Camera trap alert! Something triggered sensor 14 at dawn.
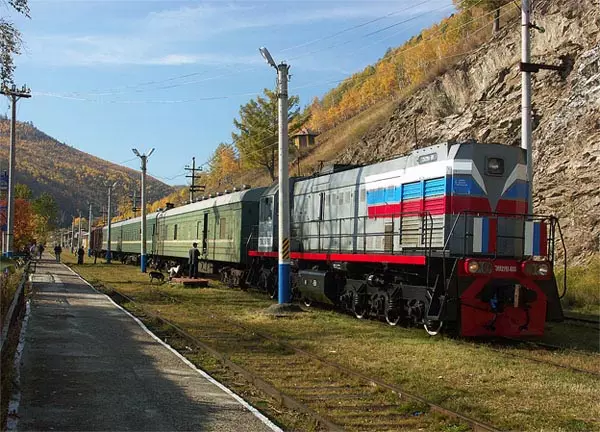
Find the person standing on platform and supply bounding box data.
[188,242,200,279]
[77,246,85,264]
[37,244,44,259]
[54,244,62,263]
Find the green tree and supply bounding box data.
[232,88,300,181]
[31,192,58,234]
[14,183,32,200]
[453,0,510,34]
[1,0,30,85]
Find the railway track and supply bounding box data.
[99,283,502,432]
[485,338,600,378]
[563,313,600,329]
[165,274,600,380]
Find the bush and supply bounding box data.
[557,255,600,315]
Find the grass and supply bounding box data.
[0,267,25,432]
[557,255,600,316]
[63,255,600,432]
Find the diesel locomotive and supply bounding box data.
[99,140,566,338]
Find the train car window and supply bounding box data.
[360,189,366,202]
[345,191,350,203]
[220,218,227,239]
[486,157,504,176]
[174,224,178,240]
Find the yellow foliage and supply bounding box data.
[307,5,504,133]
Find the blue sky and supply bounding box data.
[8,0,455,186]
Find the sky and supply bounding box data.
[7,0,455,186]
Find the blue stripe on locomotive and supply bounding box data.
[502,180,528,200]
[366,177,449,205]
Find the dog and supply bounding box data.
[168,264,181,281]
[149,271,165,284]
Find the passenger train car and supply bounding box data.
[99,140,565,338]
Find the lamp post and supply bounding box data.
[88,203,92,256]
[259,47,291,305]
[106,181,118,263]
[77,209,82,249]
[132,148,155,273]
[521,0,533,214]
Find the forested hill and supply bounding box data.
[0,119,176,225]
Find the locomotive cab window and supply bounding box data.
[485,157,504,176]
[262,197,273,221]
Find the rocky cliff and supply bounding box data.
[337,0,599,261]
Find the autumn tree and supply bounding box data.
[207,143,239,188]
[232,88,300,181]
[1,0,30,85]
[0,198,35,251]
[453,0,510,34]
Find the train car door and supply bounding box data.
[384,221,394,253]
[202,212,209,254]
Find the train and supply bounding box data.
[92,140,565,338]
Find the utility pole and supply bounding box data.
[131,189,139,217]
[71,215,75,253]
[88,203,92,256]
[185,157,204,202]
[0,84,31,257]
[521,0,533,214]
[519,0,563,215]
[106,181,118,263]
[77,209,82,249]
[260,47,291,305]
[133,148,154,273]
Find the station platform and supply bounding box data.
[9,257,279,431]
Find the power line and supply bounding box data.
[35,2,451,100]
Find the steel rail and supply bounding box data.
[106,284,502,432]
[480,340,600,378]
[563,313,600,327]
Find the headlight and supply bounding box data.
[466,260,493,274]
[486,157,504,175]
[468,261,480,273]
[522,261,551,276]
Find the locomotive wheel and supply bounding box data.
[424,320,444,336]
[353,293,368,320]
[385,308,401,326]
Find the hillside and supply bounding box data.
[331,0,599,261]
[0,120,176,225]
[182,0,598,262]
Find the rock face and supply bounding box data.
[338,0,599,262]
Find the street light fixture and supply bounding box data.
[258,46,291,305]
[259,47,277,69]
[132,148,155,273]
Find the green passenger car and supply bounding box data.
[102,187,266,269]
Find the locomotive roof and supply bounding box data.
[107,187,266,228]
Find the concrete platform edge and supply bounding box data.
[63,265,282,432]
